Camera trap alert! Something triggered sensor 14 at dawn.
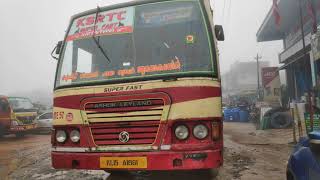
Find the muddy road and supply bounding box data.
[0,123,293,180]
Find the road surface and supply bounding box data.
[0,122,293,180]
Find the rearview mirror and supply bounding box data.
[51,41,63,60]
[215,25,225,41]
[56,41,63,55]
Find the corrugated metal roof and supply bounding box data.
[257,0,303,42]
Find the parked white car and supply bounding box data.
[35,112,53,132]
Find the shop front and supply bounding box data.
[257,0,319,103]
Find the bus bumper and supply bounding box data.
[52,149,223,171]
[10,123,37,132]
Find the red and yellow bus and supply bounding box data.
[52,0,224,171]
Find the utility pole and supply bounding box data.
[298,0,307,64]
[255,54,262,101]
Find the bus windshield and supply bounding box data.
[56,1,214,87]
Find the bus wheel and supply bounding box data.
[286,170,295,180]
[15,132,25,138]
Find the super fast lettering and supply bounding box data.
[104,85,143,93]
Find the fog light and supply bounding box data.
[56,130,67,143]
[70,130,80,143]
[175,125,189,140]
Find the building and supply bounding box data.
[256,0,320,101]
[222,61,269,96]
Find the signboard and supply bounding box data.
[67,7,135,41]
[139,6,193,26]
[261,67,278,88]
[262,67,281,103]
[304,113,320,133]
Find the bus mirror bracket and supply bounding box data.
[51,41,63,60]
[214,25,225,41]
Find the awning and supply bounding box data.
[278,52,309,70]
[257,0,305,42]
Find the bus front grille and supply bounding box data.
[90,120,160,146]
[83,96,168,146]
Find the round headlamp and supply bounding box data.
[56,130,67,143]
[70,130,80,143]
[174,125,189,140]
[193,124,209,139]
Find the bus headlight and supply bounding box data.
[193,124,208,139]
[175,125,189,140]
[70,130,80,143]
[56,130,67,143]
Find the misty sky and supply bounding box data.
[0,0,283,95]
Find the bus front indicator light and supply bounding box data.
[56,130,67,143]
[174,125,189,140]
[212,122,221,140]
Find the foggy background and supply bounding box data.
[0,0,283,105]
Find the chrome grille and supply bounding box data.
[90,120,159,146]
[85,99,164,123]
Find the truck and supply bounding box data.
[0,96,38,137]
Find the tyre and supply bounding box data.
[270,112,292,129]
[286,170,295,180]
[263,107,286,117]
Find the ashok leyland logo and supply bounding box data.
[119,131,130,143]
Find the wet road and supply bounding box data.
[0,123,293,180]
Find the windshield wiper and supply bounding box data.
[92,6,111,63]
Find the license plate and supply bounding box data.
[25,125,34,129]
[100,157,147,169]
